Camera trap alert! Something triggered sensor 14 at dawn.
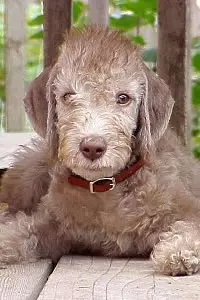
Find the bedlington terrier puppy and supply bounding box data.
[1,27,200,276]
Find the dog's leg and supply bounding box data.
[151,221,200,275]
[0,209,49,265]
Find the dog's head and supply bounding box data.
[46,27,174,180]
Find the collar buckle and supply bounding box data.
[89,177,116,193]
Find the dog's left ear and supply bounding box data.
[46,64,59,160]
[137,65,175,155]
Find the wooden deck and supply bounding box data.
[1,133,200,299]
[0,256,200,300]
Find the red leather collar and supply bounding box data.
[68,159,145,193]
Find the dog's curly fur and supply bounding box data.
[1,27,200,276]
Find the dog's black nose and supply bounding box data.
[80,136,107,161]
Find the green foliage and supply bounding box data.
[193,53,200,72]
[131,35,145,46]
[111,14,139,31]
[28,13,43,40]
[192,79,200,106]
[28,14,43,26]
[111,0,156,25]
[191,38,200,158]
[110,0,156,40]
[30,30,43,40]
[73,0,87,25]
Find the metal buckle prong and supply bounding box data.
[89,177,116,194]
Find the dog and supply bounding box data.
[1,27,200,276]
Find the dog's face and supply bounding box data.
[56,68,144,180]
[47,27,174,180]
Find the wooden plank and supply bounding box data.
[37,256,200,300]
[0,260,52,300]
[4,0,26,132]
[88,0,109,27]
[0,133,36,169]
[43,0,72,68]
[157,0,191,148]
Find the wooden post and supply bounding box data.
[157,0,191,148]
[43,0,72,68]
[88,0,109,27]
[4,0,26,132]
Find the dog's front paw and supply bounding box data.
[151,221,200,276]
[152,246,200,276]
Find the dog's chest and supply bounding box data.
[60,193,138,255]
[54,186,140,231]
[49,181,161,255]
[57,186,137,230]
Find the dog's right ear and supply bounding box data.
[46,64,59,160]
[136,66,174,156]
[23,67,51,137]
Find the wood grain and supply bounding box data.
[157,0,191,148]
[38,256,200,300]
[0,260,52,300]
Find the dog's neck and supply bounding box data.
[67,157,145,194]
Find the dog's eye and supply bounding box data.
[116,93,131,105]
[63,92,76,101]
